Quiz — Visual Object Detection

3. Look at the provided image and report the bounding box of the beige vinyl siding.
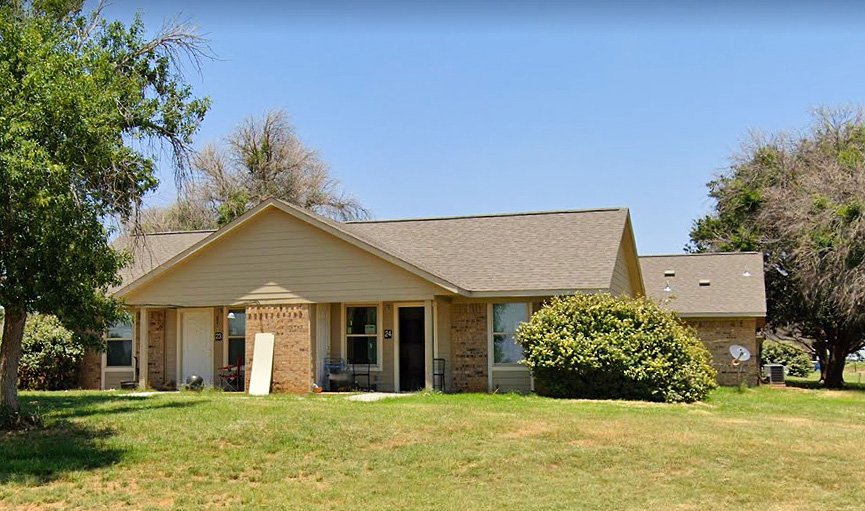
[213,307,223,376]
[610,241,634,296]
[376,303,395,392]
[611,219,644,297]
[103,370,133,390]
[609,224,645,298]
[434,297,452,391]
[491,369,532,393]
[330,303,341,358]
[123,207,447,306]
[165,309,178,385]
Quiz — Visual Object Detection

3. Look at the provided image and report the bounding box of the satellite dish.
[729,344,751,362]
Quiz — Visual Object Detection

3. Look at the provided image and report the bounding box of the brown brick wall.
[147,310,166,388]
[450,303,488,392]
[245,304,312,393]
[78,349,102,389]
[687,318,761,386]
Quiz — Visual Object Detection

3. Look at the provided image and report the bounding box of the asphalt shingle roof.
[639,252,766,317]
[115,204,632,295]
[112,230,213,291]
[344,209,630,292]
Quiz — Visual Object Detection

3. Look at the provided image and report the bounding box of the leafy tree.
[138,109,368,232]
[0,0,208,425]
[689,108,865,388]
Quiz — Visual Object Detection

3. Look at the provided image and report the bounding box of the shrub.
[761,340,813,377]
[18,314,85,391]
[516,294,717,403]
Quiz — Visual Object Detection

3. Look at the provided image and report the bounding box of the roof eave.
[466,288,610,298]
[675,311,767,318]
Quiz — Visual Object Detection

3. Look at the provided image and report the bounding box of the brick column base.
[245,304,312,393]
[147,310,166,387]
[450,303,489,392]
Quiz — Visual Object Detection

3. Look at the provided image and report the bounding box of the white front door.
[181,309,213,385]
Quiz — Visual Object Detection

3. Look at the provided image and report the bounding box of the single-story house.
[79,198,766,393]
[639,253,767,385]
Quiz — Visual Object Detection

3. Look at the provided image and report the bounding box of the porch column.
[175,309,182,386]
[424,300,433,389]
[139,307,149,388]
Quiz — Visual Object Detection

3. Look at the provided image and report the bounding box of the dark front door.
[398,307,425,391]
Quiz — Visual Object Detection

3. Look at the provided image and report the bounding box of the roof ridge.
[640,252,762,258]
[139,229,218,236]
[346,207,628,224]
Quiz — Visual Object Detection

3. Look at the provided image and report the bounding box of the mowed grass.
[787,364,865,390]
[2,387,865,510]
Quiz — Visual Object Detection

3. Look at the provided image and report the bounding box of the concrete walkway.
[345,392,414,402]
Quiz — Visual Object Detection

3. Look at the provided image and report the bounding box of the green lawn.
[2,387,864,510]
[786,364,865,390]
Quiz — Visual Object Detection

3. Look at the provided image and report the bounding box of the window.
[227,310,246,366]
[492,303,529,365]
[106,321,133,367]
[346,306,378,365]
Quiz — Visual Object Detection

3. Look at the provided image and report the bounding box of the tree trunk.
[823,346,847,389]
[814,342,828,382]
[0,306,26,414]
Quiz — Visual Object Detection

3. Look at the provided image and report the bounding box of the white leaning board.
[248,333,275,396]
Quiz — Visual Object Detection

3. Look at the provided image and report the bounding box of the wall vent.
[663,270,676,277]
[698,279,711,286]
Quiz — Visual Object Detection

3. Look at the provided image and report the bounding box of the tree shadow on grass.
[48,399,201,420]
[785,379,865,391]
[0,396,203,484]
[20,393,203,420]
[20,392,164,413]
[0,421,122,485]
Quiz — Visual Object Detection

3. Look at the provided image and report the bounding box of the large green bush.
[516,294,717,403]
[18,314,85,390]
[761,340,813,377]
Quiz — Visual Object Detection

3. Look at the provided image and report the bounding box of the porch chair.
[433,358,446,392]
[324,357,351,391]
[351,362,372,392]
[218,356,243,392]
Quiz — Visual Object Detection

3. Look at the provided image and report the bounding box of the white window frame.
[223,307,246,367]
[488,302,530,370]
[341,303,383,372]
[102,317,135,389]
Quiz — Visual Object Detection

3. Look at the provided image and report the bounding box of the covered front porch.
[115,298,450,394]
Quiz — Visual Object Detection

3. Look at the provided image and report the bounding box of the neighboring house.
[79,198,764,393]
[639,253,767,386]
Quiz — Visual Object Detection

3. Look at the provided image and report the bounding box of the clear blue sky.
[102,1,865,254]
